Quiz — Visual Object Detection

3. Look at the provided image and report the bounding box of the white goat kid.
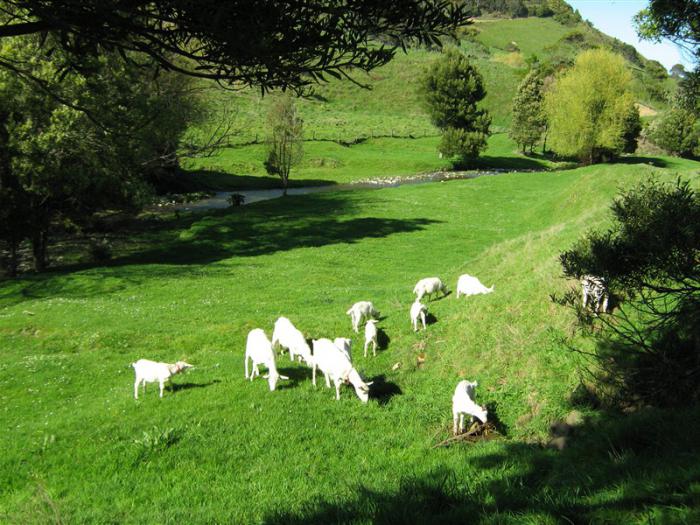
[132,359,192,399]
[410,299,427,332]
[245,328,289,391]
[581,275,609,313]
[333,337,353,362]
[413,277,447,301]
[311,338,373,403]
[364,320,378,357]
[271,316,312,365]
[346,301,378,333]
[452,380,488,435]
[456,274,494,298]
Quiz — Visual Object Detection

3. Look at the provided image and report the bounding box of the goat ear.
[263,374,270,379]
[365,381,374,386]
[279,375,289,380]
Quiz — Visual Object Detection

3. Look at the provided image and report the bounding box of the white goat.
[410,299,427,332]
[245,328,289,391]
[413,277,447,301]
[364,320,378,357]
[271,316,312,365]
[452,380,488,435]
[311,338,373,403]
[132,359,193,399]
[456,274,494,298]
[333,337,353,362]
[581,275,609,313]
[346,301,378,333]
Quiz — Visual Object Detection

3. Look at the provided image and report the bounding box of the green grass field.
[2,156,700,523]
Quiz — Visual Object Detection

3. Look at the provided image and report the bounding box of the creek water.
[171,169,524,211]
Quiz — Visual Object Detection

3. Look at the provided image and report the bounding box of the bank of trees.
[0,36,203,274]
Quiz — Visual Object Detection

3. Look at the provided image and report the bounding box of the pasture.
[2,158,700,523]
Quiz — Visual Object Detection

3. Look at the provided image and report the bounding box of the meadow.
[2,155,700,523]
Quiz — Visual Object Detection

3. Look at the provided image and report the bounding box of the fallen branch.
[433,421,500,448]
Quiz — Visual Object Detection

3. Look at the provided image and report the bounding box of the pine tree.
[421,48,491,162]
[509,71,547,153]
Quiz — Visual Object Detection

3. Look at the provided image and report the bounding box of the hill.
[2,157,699,522]
[183,12,674,191]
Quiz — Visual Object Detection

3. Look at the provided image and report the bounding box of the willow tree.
[545,49,639,164]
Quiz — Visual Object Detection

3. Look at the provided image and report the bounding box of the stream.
[170,169,527,211]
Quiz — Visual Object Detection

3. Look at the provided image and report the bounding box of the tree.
[264,95,304,196]
[422,48,491,162]
[635,2,700,63]
[648,108,700,157]
[559,179,700,406]
[0,1,470,94]
[621,103,642,153]
[0,35,203,273]
[670,63,687,79]
[545,49,639,164]
[509,71,547,153]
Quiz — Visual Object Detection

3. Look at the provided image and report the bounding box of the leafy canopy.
[545,49,638,163]
[0,1,471,93]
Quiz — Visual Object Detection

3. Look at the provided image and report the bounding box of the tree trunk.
[32,229,48,272]
[8,238,18,277]
[282,172,288,196]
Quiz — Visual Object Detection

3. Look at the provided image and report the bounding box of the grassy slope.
[2,158,699,523]
[185,16,671,192]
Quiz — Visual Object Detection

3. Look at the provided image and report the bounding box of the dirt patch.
[636,103,658,117]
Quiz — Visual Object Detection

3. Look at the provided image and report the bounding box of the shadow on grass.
[368,374,402,406]
[425,312,438,327]
[171,379,221,393]
[614,155,670,167]
[5,193,440,304]
[376,328,390,351]
[166,169,338,192]
[264,407,700,524]
[277,366,312,389]
[457,155,549,171]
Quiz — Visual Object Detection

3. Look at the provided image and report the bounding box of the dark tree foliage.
[421,48,491,161]
[559,179,700,407]
[509,70,546,153]
[621,103,642,154]
[636,1,700,61]
[0,1,471,93]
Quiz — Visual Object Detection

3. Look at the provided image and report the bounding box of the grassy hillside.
[185,15,673,191]
[2,157,699,523]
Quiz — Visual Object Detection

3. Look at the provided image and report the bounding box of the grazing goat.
[452,380,488,435]
[346,301,378,333]
[456,274,494,298]
[581,275,609,313]
[333,337,353,362]
[364,320,378,357]
[413,277,447,301]
[311,338,373,403]
[132,359,192,399]
[271,316,312,365]
[410,299,427,332]
[245,328,289,391]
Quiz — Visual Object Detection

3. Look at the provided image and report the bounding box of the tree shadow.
[367,374,402,406]
[614,156,669,167]
[160,168,338,193]
[457,155,548,171]
[264,406,700,524]
[3,193,441,304]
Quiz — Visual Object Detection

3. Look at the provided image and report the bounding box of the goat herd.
[131,273,608,435]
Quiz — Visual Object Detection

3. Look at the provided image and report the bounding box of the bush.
[648,108,700,157]
[558,178,700,407]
